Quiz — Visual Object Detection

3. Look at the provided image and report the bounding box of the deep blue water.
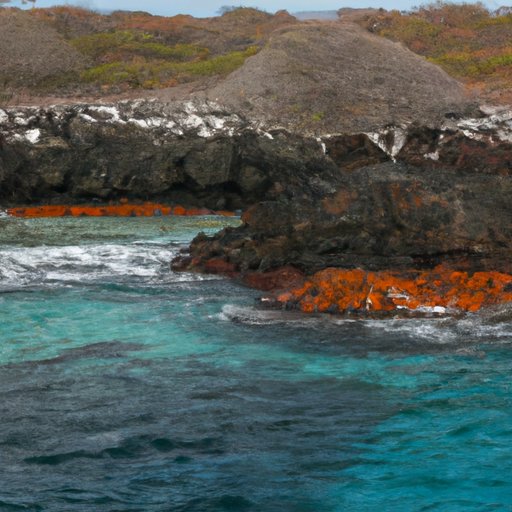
[1,216,512,511]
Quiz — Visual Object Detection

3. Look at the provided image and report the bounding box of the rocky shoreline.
[171,104,512,315]
[1,99,511,315]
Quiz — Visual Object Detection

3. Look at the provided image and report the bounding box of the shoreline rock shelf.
[5,203,236,218]
[270,266,512,315]
[2,99,511,316]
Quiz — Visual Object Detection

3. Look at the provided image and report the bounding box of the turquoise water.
[1,216,512,511]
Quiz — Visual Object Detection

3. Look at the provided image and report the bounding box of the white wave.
[0,242,210,289]
[356,318,459,344]
[218,304,512,345]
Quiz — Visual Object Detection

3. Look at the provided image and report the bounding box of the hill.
[353,3,512,104]
[0,9,87,96]
[206,22,471,133]
[0,3,509,109]
[0,6,295,100]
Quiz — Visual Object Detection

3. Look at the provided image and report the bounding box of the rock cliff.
[2,101,511,278]
[1,100,336,209]
[171,105,512,313]
[1,20,511,315]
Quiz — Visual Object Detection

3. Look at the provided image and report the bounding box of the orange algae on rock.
[278,265,512,314]
[6,204,235,218]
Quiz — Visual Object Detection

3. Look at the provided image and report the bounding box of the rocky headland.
[1,14,511,316]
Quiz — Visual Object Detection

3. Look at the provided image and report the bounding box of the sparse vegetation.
[0,5,293,95]
[356,1,512,102]
[311,111,325,122]
[70,31,209,62]
[2,2,511,103]
[80,46,259,88]
[69,30,260,90]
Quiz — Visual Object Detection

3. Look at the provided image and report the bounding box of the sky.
[9,0,504,17]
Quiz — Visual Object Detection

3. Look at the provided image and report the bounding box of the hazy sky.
[11,0,502,17]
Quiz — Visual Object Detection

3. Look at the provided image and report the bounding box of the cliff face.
[0,100,340,208]
[171,106,512,285]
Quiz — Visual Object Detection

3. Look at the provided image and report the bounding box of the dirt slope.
[207,22,473,133]
[0,9,87,88]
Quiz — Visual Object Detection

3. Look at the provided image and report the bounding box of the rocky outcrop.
[1,14,510,316]
[173,105,512,313]
[1,98,511,316]
[0,100,341,209]
[272,266,512,315]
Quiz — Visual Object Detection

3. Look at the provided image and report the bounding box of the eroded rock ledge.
[1,99,511,315]
[171,104,512,314]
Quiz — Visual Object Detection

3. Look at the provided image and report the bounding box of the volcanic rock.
[176,106,512,281]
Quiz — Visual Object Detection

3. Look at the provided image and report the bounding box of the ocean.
[1,216,511,511]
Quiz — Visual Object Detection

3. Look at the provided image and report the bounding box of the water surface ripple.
[0,217,511,511]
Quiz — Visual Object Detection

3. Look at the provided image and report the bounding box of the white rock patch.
[24,129,41,144]
[424,151,439,161]
[14,116,29,126]
[79,113,98,123]
[89,106,125,124]
[366,126,408,161]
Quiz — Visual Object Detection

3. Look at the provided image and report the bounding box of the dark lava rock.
[0,80,510,286]
[0,100,339,208]
[175,107,512,277]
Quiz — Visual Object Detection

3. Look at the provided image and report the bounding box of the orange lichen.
[277,265,512,314]
[6,203,235,218]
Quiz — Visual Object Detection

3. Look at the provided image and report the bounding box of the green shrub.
[311,111,325,122]
[79,46,260,87]
[71,31,208,62]
[430,51,512,77]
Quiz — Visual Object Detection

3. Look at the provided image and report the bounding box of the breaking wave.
[0,242,214,291]
[218,303,512,347]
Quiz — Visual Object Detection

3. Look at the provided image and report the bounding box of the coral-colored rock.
[172,205,187,216]
[215,210,237,217]
[274,265,512,314]
[6,204,234,218]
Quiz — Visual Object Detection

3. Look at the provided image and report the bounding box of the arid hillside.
[206,21,470,133]
[352,3,512,104]
[0,3,510,108]
[0,6,295,100]
[0,9,88,94]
